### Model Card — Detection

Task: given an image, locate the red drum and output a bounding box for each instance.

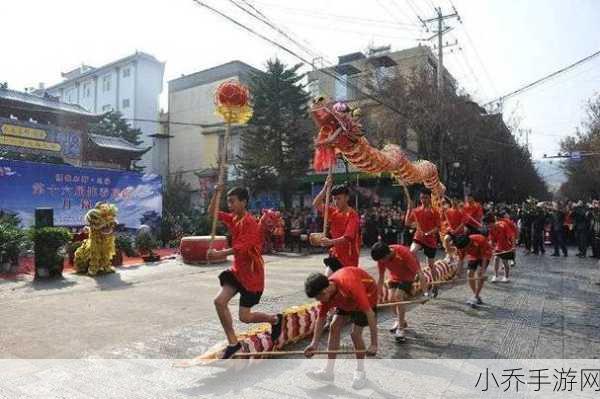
[180,235,228,264]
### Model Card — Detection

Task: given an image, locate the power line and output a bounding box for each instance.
[484,48,600,107]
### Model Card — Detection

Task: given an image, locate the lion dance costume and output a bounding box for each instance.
[74,203,118,276]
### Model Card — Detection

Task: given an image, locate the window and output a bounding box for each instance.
[334,74,348,101]
[122,67,130,78]
[83,83,90,98]
[122,99,130,108]
[102,75,111,92]
[102,104,112,112]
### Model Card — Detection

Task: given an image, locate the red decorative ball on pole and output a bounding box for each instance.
[214,80,253,124]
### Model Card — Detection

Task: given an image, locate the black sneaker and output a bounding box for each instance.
[222,342,242,359]
[432,286,439,298]
[476,296,484,305]
[270,313,284,342]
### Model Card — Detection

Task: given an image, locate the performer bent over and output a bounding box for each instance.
[450,234,492,308]
[304,267,378,389]
[407,189,441,296]
[313,174,361,274]
[207,187,283,359]
[371,242,425,342]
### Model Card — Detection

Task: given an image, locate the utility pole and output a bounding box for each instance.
[421,7,460,184]
[422,7,460,91]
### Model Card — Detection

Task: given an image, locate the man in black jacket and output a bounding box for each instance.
[573,201,591,258]
[550,202,568,257]
[532,203,548,255]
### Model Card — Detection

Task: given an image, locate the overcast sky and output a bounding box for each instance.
[2,0,599,163]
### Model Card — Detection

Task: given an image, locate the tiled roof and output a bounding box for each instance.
[89,134,149,153]
[0,88,98,117]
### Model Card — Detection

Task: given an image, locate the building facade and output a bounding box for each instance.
[35,51,165,174]
[307,45,456,154]
[167,60,260,207]
[0,88,147,170]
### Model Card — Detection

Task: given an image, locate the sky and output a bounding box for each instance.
[2,0,600,171]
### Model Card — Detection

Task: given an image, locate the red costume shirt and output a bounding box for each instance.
[501,217,518,239]
[444,208,467,233]
[408,206,441,248]
[489,221,515,252]
[319,267,377,317]
[377,244,420,283]
[463,201,483,228]
[458,234,493,261]
[323,206,361,267]
[218,211,264,292]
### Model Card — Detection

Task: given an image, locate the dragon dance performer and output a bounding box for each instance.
[450,233,493,308]
[313,174,361,274]
[485,214,517,283]
[304,267,378,389]
[441,198,467,263]
[407,189,441,296]
[207,187,283,359]
[463,194,485,235]
[371,242,426,343]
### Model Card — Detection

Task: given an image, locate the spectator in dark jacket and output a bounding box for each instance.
[550,202,568,257]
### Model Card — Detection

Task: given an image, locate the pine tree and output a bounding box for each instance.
[237,59,312,207]
[89,110,144,146]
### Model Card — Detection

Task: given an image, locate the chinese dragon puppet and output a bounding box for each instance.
[74,203,119,276]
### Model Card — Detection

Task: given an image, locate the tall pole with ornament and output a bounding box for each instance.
[208,81,253,255]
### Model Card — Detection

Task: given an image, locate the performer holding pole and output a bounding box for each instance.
[205,81,283,359]
[303,267,378,389]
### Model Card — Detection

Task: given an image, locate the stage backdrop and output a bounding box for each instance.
[0,159,162,228]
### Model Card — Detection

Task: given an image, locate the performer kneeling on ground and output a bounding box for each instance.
[207,187,283,359]
[486,214,516,283]
[371,241,426,343]
[407,189,441,297]
[450,234,492,308]
[304,267,378,389]
[312,175,361,275]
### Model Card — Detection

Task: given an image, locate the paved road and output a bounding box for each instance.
[1,248,599,360]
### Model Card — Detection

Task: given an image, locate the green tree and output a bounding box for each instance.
[89,110,144,146]
[89,110,145,170]
[237,59,313,207]
[560,94,600,199]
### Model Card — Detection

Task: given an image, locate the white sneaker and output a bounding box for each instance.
[394,328,406,342]
[351,370,367,390]
[502,276,510,283]
[306,369,334,384]
[491,276,498,283]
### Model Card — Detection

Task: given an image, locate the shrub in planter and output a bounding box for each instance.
[135,232,159,262]
[116,234,137,257]
[29,227,72,278]
[0,224,30,273]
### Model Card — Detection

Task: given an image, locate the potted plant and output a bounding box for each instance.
[114,234,136,266]
[29,227,72,279]
[135,232,160,262]
[0,224,29,273]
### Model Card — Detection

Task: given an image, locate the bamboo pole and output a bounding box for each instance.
[233,349,366,358]
[207,121,231,260]
[377,298,429,308]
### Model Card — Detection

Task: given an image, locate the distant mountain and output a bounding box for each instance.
[534,159,567,192]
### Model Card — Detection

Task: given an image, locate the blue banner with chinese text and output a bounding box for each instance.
[0,159,162,228]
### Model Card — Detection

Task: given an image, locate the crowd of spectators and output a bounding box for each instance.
[271,198,600,258]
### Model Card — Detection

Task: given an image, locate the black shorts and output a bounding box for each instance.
[218,270,262,308]
[414,241,437,259]
[388,281,413,295]
[497,251,515,261]
[335,306,378,327]
[467,259,487,271]
[323,255,343,272]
